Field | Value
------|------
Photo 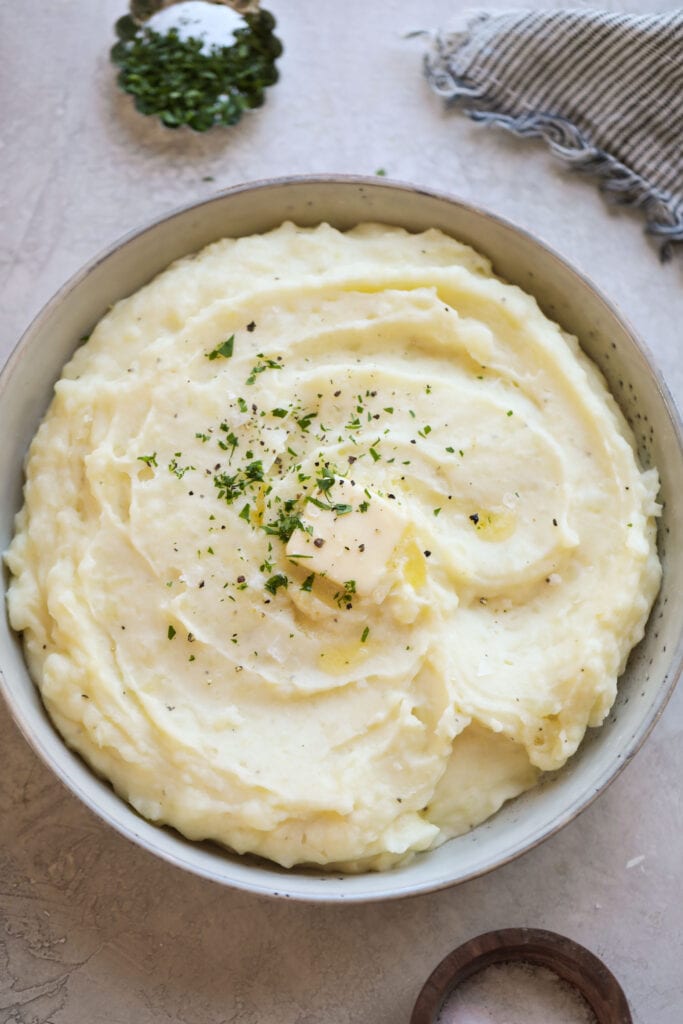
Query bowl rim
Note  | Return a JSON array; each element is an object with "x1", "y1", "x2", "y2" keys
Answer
[{"x1": 2, "y1": 173, "x2": 682, "y2": 903}]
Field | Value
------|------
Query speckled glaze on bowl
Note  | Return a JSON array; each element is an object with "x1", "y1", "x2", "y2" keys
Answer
[{"x1": 1, "y1": 176, "x2": 682, "y2": 902}]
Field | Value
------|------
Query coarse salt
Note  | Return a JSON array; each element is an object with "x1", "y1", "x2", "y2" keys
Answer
[{"x1": 436, "y1": 962, "x2": 597, "y2": 1024}]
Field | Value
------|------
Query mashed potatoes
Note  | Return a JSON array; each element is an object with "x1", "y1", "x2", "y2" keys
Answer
[{"x1": 5, "y1": 223, "x2": 661, "y2": 871}]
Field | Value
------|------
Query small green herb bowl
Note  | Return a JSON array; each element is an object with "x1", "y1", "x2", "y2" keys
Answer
[
  {"x1": 111, "y1": 5, "x2": 282, "y2": 131},
  {"x1": 1, "y1": 176, "x2": 682, "y2": 902}
]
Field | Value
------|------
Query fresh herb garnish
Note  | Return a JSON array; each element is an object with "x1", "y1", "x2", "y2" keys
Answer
[
  {"x1": 360, "y1": 626, "x2": 370, "y2": 643},
  {"x1": 334, "y1": 579, "x2": 357, "y2": 609},
  {"x1": 316, "y1": 466, "x2": 336, "y2": 493},
  {"x1": 217, "y1": 423, "x2": 239, "y2": 459},
  {"x1": 296, "y1": 411, "x2": 317, "y2": 432},
  {"x1": 206, "y1": 335, "x2": 234, "y2": 360},
  {"x1": 169, "y1": 454, "x2": 195, "y2": 478},
  {"x1": 214, "y1": 459, "x2": 264, "y2": 504},
  {"x1": 264, "y1": 573, "x2": 288, "y2": 595},
  {"x1": 307, "y1": 496, "x2": 353, "y2": 515},
  {"x1": 263, "y1": 501, "x2": 306, "y2": 542},
  {"x1": 246, "y1": 355, "x2": 282, "y2": 385},
  {"x1": 111, "y1": 10, "x2": 282, "y2": 132},
  {"x1": 301, "y1": 573, "x2": 315, "y2": 592},
  {"x1": 137, "y1": 452, "x2": 158, "y2": 468}
]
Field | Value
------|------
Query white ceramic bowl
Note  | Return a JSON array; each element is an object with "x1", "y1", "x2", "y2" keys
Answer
[{"x1": 1, "y1": 176, "x2": 682, "y2": 902}]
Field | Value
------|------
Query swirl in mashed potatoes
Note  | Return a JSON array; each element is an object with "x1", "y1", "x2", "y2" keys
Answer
[{"x1": 5, "y1": 223, "x2": 661, "y2": 870}]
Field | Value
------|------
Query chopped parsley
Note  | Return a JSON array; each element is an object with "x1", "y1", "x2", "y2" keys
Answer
[
  {"x1": 263, "y1": 501, "x2": 307, "y2": 542},
  {"x1": 169, "y1": 455, "x2": 195, "y2": 478},
  {"x1": 360, "y1": 626, "x2": 370, "y2": 643},
  {"x1": 334, "y1": 579, "x2": 357, "y2": 609},
  {"x1": 167, "y1": 625, "x2": 176, "y2": 639},
  {"x1": 137, "y1": 452, "x2": 158, "y2": 468},
  {"x1": 214, "y1": 459, "x2": 264, "y2": 504},
  {"x1": 217, "y1": 424, "x2": 239, "y2": 459},
  {"x1": 301, "y1": 573, "x2": 315, "y2": 592},
  {"x1": 264, "y1": 573, "x2": 289, "y2": 595},
  {"x1": 296, "y1": 410, "x2": 317, "y2": 432},
  {"x1": 316, "y1": 466, "x2": 335, "y2": 493},
  {"x1": 246, "y1": 355, "x2": 282, "y2": 385},
  {"x1": 110, "y1": 12, "x2": 282, "y2": 133},
  {"x1": 206, "y1": 335, "x2": 235, "y2": 360},
  {"x1": 307, "y1": 496, "x2": 352, "y2": 515}
]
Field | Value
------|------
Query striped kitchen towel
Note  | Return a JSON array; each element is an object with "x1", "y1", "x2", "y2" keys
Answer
[{"x1": 424, "y1": 9, "x2": 683, "y2": 258}]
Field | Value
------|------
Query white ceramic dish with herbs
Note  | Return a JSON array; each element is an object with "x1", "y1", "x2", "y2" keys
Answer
[{"x1": 1, "y1": 176, "x2": 681, "y2": 902}]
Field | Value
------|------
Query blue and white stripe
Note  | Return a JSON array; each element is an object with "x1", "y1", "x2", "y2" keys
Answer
[{"x1": 425, "y1": 10, "x2": 683, "y2": 258}]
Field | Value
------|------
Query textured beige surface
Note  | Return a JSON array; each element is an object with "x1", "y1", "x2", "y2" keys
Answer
[{"x1": 1, "y1": 1, "x2": 682, "y2": 1022}]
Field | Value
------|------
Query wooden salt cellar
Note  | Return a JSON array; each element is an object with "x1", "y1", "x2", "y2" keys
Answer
[{"x1": 410, "y1": 927, "x2": 632, "y2": 1024}]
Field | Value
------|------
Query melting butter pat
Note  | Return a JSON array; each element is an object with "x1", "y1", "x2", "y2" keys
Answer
[{"x1": 286, "y1": 479, "x2": 408, "y2": 595}]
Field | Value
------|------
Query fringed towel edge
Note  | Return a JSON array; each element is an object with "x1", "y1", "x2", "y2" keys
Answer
[{"x1": 424, "y1": 42, "x2": 683, "y2": 261}]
